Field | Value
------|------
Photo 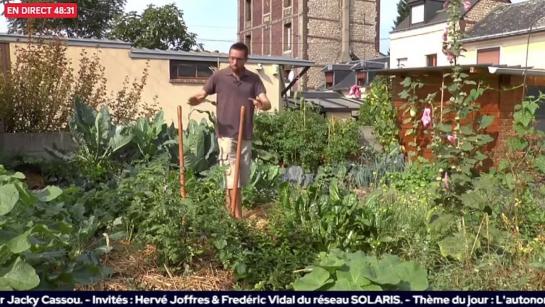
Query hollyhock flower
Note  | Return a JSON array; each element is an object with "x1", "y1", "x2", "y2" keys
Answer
[
  {"x1": 447, "y1": 52, "x2": 455, "y2": 63},
  {"x1": 447, "y1": 133, "x2": 457, "y2": 145},
  {"x1": 348, "y1": 84, "x2": 361, "y2": 99},
  {"x1": 421, "y1": 108, "x2": 432, "y2": 128},
  {"x1": 463, "y1": 0, "x2": 472, "y2": 11}
]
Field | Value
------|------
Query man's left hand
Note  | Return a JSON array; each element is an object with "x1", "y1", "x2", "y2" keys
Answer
[{"x1": 250, "y1": 97, "x2": 264, "y2": 110}]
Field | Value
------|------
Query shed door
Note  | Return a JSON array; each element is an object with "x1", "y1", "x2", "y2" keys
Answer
[{"x1": 477, "y1": 47, "x2": 500, "y2": 65}]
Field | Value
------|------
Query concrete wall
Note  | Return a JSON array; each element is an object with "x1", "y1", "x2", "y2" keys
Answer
[
  {"x1": 390, "y1": 22, "x2": 449, "y2": 68},
  {"x1": 460, "y1": 31, "x2": 545, "y2": 69},
  {"x1": 0, "y1": 132, "x2": 75, "y2": 159},
  {"x1": 8, "y1": 42, "x2": 282, "y2": 128}
]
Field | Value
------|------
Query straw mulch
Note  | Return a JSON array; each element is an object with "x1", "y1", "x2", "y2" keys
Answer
[{"x1": 79, "y1": 240, "x2": 234, "y2": 291}]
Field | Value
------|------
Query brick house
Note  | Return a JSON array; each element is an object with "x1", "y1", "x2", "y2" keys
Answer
[
  {"x1": 390, "y1": 0, "x2": 510, "y2": 69},
  {"x1": 379, "y1": 64, "x2": 545, "y2": 164},
  {"x1": 237, "y1": 0, "x2": 381, "y2": 90}
]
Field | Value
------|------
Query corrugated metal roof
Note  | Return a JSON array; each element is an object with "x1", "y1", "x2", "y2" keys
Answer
[
  {"x1": 375, "y1": 64, "x2": 545, "y2": 77},
  {"x1": 0, "y1": 33, "x2": 314, "y2": 66},
  {"x1": 0, "y1": 33, "x2": 131, "y2": 49},
  {"x1": 130, "y1": 48, "x2": 314, "y2": 67},
  {"x1": 288, "y1": 91, "x2": 363, "y2": 112}
]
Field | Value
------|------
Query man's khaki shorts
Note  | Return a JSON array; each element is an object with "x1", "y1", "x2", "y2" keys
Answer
[{"x1": 218, "y1": 137, "x2": 252, "y2": 189}]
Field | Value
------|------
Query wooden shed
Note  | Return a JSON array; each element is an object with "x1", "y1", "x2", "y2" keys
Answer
[{"x1": 377, "y1": 65, "x2": 545, "y2": 164}]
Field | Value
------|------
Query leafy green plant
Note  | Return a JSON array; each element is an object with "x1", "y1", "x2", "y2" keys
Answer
[
  {"x1": 131, "y1": 111, "x2": 177, "y2": 160},
  {"x1": 398, "y1": 76, "x2": 438, "y2": 158},
  {"x1": 382, "y1": 159, "x2": 438, "y2": 191},
  {"x1": 359, "y1": 76, "x2": 400, "y2": 150},
  {"x1": 181, "y1": 118, "x2": 219, "y2": 174},
  {"x1": 293, "y1": 249, "x2": 428, "y2": 290},
  {"x1": 0, "y1": 165, "x2": 111, "y2": 290},
  {"x1": 279, "y1": 180, "x2": 372, "y2": 250},
  {"x1": 347, "y1": 149, "x2": 406, "y2": 188},
  {"x1": 242, "y1": 160, "x2": 281, "y2": 208},
  {"x1": 253, "y1": 105, "x2": 328, "y2": 170},
  {"x1": 324, "y1": 118, "x2": 360, "y2": 164},
  {"x1": 69, "y1": 98, "x2": 133, "y2": 165}
]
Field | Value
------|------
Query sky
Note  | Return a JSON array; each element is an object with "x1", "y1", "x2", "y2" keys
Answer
[{"x1": 0, "y1": 0, "x2": 528, "y2": 54}]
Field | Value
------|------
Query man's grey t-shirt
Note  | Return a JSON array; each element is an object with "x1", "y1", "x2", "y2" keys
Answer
[{"x1": 203, "y1": 67, "x2": 266, "y2": 140}]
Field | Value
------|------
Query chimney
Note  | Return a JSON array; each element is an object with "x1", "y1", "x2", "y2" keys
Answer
[{"x1": 340, "y1": 0, "x2": 351, "y2": 62}]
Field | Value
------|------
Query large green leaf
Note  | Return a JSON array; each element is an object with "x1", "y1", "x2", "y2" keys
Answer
[
  {"x1": 152, "y1": 111, "x2": 166, "y2": 135},
  {"x1": 361, "y1": 256, "x2": 401, "y2": 286},
  {"x1": 428, "y1": 213, "x2": 456, "y2": 239},
  {"x1": 439, "y1": 233, "x2": 467, "y2": 261},
  {"x1": 317, "y1": 250, "x2": 345, "y2": 271},
  {"x1": 6, "y1": 231, "x2": 31, "y2": 254},
  {"x1": 460, "y1": 190, "x2": 486, "y2": 210},
  {"x1": 95, "y1": 106, "x2": 112, "y2": 150},
  {"x1": 33, "y1": 186, "x2": 63, "y2": 202},
  {"x1": 73, "y1": 98, "x2": 96, "y2": 127},
  {"x1": 396, "y1": 262, "x2": 428, "y2": 290},
  {"x1": 293, "y1": 267, "x2": 332, "y2": 291},
  {"x1": 0, "y1": 184, "x2": 19, "y2": 216},
  {"x1": 479, "y1": 115, "x2": 494, "y2": 130},
  {"x1": 345, "y1": 251, "x2": 373, "y2": 287},
  {"x1": 328, "y1": 275, "x2": 362, "y2": 291},
  {"x1": 437, "y1": 123, "x2": 452, "y2": 133},
  {"x1": 507, "y1": 138, "x2": 528, "y2": 151},
  {"x1": 1, "y1": 257, "x2": 40, "y2": 290},
  {"x1": 534, "y1": 155, "x2": 545, "y2": 174},
  {"x1": 109, "y1": 126, "x2": 134, "y2": 153}
]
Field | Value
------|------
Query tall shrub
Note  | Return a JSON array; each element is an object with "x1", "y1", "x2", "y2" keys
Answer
[{"x1": 0, "y1": 38, "x2": 159, "y2": 132}]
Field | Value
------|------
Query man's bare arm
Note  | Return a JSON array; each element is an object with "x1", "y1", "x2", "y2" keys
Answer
[{"x1": 188, "y1": 89, "x2": 208, "y2": 106}]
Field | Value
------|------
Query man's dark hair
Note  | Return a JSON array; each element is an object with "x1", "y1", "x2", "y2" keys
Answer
[{"x1": 229, "y1": 42, "x2": 249, "y2": 58}]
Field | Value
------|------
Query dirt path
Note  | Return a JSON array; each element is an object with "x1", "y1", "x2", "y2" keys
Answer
[{"x1": 80, "y1": 240, "x2": 234, "y2": 291}]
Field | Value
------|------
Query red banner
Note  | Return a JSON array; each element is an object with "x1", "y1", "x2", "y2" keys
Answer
[{"x1": 4, "y1": 3, "x2": 78, "y2": 19}]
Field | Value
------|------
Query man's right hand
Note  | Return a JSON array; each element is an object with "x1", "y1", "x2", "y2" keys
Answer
[{"x1": 188, "y1": 96, "x2": 203, "y2": 106}]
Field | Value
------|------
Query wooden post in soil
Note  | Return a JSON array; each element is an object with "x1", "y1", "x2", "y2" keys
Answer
[
  {"x1": 177, "y1": 105, "x2": 187, "y2": 198},
  {"x1": 231, "y1": 106, "x2": 245, "y2": 218}
]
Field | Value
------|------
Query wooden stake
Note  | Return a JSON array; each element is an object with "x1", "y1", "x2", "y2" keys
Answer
[
  {"x1": 177, "y1": 105, "x2": 187, "y2": 198},
  {"x1": 231, "y1": 106, "x2": 245, "y2": 217}
]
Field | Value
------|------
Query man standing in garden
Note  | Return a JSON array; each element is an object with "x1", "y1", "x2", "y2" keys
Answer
[{"x1": 188, "y1": 42, "x2": 271, "y2": 219}]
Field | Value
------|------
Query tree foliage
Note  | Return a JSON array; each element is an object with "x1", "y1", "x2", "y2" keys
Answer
[
  {"x1": 394, "y1": 0, "x2": 410, "y2": 27},
  {"x1": 109, "y1": 4, "x2": 196, "y2": 50},
  {"x1": 8, "y1": 0, "x2": 126, "y2": 38}
]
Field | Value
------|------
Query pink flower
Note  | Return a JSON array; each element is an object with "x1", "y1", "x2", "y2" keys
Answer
[
  {"x1": 447, "y1": 52, "x2": 455, "y2": 63},
  {"x1": 421, "y1": 108, "x2": 432, "y2": 128},
  {"x1": 348, "y1": 84, "x2": 361, "y2": 99},
  {"x1": 447, "y1": 134, "x2": 457, "y2": 145},
  {"x1": 443, "y1": 27, "x2": 448, "y2": 42},
  {"x1": 463, "y1": 0, "x2": 472, "y2": 11}
]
